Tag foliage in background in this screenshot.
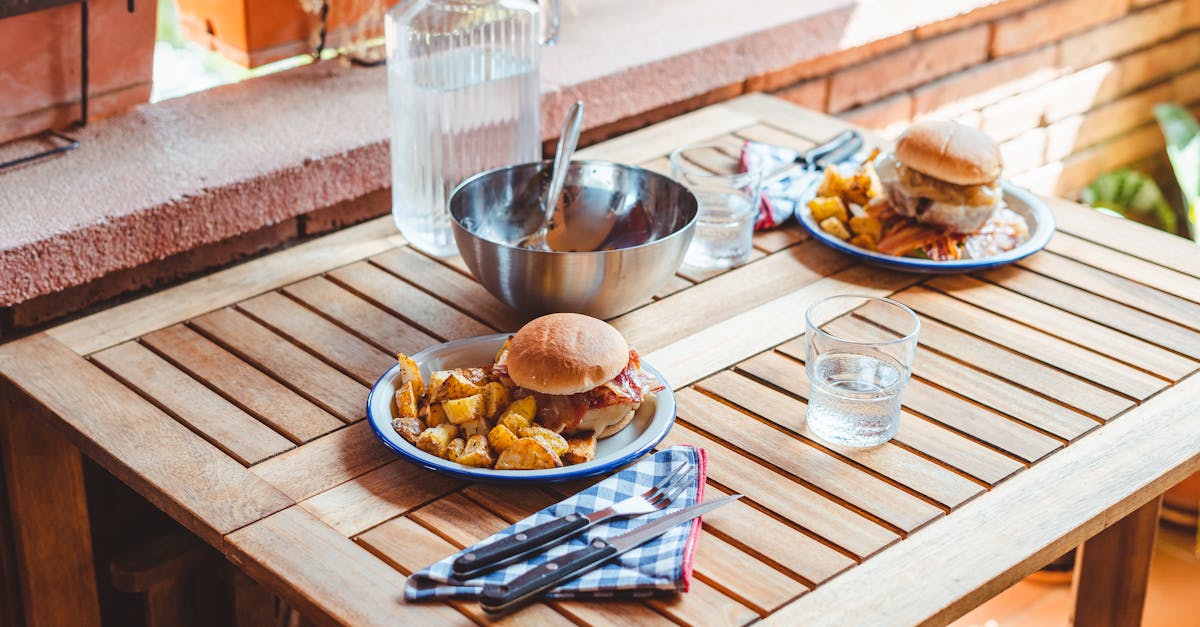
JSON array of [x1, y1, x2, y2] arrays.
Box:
[[1081, 169, 1177, 234], [1156, 103, 1200, 242]]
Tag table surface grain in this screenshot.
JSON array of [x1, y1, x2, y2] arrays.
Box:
[[3, 93, 1200, 626]]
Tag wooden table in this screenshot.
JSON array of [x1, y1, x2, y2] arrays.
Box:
[[4, 94, 1200, 627]]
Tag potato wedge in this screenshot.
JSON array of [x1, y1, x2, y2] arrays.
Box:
[[809, 195, 848, 223], [427, 403, 447, 427], [563, 431, 598, 465], [495, 438, 562, 470], [436, 372, 483, 401], [459, 367, 490, 386], [446, 437, 466, 462], [487, 423, 519, 453], [443, 394, 484, 425], [482, 381, 511, 419], [393, 417, 424, 445], [500, 412, 531, 434], [519, 425, 569, 457], [396, 354, 425, 397], [455, 435, 495, 468], [394, 381, 419, 419], [849, 215, 882, 242], [427, 370, 453, 399], [506, 396, 537, 421], [819, 216, 852, 240], [415, 423, 458, 458]]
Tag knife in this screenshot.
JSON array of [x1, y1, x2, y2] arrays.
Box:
[[762, 129, 865, 185], [478, 494, 742, 614]]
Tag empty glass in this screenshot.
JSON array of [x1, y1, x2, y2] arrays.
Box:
[[805, 295, 920, 447], [669, 143, 761, 269]]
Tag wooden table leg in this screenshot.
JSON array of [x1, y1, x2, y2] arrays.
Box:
[[0, 385, 102, 627], [1070, 496, 1163, 627]]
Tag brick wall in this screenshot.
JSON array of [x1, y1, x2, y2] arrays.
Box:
[[762, 0, 1200, 198]]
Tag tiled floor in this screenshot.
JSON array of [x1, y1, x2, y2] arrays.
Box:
[[952, 524, 1200, 627]]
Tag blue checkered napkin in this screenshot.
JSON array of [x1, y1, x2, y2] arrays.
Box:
[[405, 445, 707, 601], [741, 140, 866, 230]]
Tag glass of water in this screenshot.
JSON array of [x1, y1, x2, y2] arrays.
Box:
[[669, 143, 761, 269], [804, 295, 920, 447]]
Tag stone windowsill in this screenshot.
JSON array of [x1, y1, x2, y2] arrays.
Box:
[[0, 0, 1010, 312]]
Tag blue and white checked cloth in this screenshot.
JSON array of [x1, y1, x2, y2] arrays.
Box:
[[405, 445, 708, 601]]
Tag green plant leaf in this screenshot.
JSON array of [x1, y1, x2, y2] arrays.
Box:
[[1083, 169, 1176, 233], [1155, 103, 1200, 241]]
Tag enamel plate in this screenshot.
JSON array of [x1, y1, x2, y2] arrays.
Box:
[[796, 181, 1056, 274], [367, 333, 676, 483]]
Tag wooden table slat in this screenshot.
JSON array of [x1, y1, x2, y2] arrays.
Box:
[[891, 286, 1166, 399], [327, 261, 496, 341], [981, 264, 1200, 360], [0, 334, 293, 546], [91, 342, 294, 466], [282, 276, 440, 355], [237, 291, 397, 386], [251, 421, 396, 502], [574, 102, 758, 164], [1046, 195, 1200, 280], [190, 308, 368, 423], [736, 350, 1026, 485], [734, 123, 819, 152], [298, 460, 463, 537], [1017, 250, 1200, 333], [1044, 231, 1200, 305], [677, 389, 943, 532], [141, 324, 344, 443]]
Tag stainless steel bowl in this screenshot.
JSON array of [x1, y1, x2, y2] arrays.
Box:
[[449, 160, 698, 319]]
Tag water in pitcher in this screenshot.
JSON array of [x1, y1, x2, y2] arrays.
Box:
[[806, 351, 904, 447], [386, 3, 541, 257]]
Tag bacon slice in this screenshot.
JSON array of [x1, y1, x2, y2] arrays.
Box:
[[522, 350, 662, 433]]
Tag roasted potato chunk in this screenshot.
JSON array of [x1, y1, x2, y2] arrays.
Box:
[[487, 423, 519, 453], [394, 382, 419, 419], [500, 412, 532, 434], [396, 354, 425, 397], [819, 216, 852, 240], [849, 234, 879, 251], [393, 417, 424, 445], [427, 403, 447, 427], [495, 438, 562, 470], [427, 370, 453, 399], [415, 423, 458, 458], [482, 381, 511, 419], [816, 167, 847, 198], [459, 367, 490, 385], [519, 425, 569, 457], [436, 372, 483, 401], [809, 195, 848, 223], [455, 435, 495, 468], [563, 431, 598, 465], [506, 396, 537, 421], [849, 215, 883, 242], [446, 437, 466, 462], [459, 417, 490, 439], [443, 394, 484, 425]]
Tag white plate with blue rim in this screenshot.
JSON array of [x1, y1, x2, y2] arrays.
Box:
[[366, 333, 676, 483], [796, 181, 1056, 274]]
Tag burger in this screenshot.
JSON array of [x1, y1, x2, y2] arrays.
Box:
[[875, 120, 1004, 234], [497, 313, 661, 438]]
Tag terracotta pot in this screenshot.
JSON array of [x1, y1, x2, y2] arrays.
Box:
[[176, 0, 392, 68], [0, 0, 157, 144]]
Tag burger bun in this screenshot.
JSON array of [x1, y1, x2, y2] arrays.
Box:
[[506, 313, 629, 395], [895, 120, 1001, 186]]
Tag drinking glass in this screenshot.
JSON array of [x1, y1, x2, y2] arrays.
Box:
[[804, 295, 920, 447], [669, 143, 761, 269]]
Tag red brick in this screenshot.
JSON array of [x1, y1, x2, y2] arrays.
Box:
[[838, 93, 914, 138], [6, 219, 299, 332], [1174, 67, 1200, 104], [1102, 122, 1166, 171], [990, 0, 1127, 57], [912, 46, 1058, 118], [1012, 162, 1064, 195], [999, 128, 1047, 175], [914, 0, 1046, 40], [1056, 145, 1109, 194], [776, 79, 830, 112], [301, 188, 391, 236], [746, 33, 913, 92], [980, 88, 1049, 141], [1044, 82, 1173, 160], [828, 25, 989, 112], [1184, 0, 1200, 27], [1060, 2, 1185, 70]]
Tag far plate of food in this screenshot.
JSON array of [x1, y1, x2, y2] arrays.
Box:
[[796, 121, 1055, 274], [366, 314, 676, 483]]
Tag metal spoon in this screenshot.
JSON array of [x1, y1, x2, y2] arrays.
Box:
[[522, 101, 584, 250]]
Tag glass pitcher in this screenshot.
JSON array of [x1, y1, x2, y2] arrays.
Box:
[[385, 0, 543, 257]]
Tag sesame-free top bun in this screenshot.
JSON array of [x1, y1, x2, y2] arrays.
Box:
[[506, 313, 629, 395], [895, 120, 1002, 186]]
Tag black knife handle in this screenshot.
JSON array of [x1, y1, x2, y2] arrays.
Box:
[[816, 131, 864, 167], [453, 514, 592, 579], [801, 130, 859, 166], [479, 538, 620, 614]]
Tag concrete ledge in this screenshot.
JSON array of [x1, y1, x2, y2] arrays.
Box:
[[0, 0, 1011, 316]]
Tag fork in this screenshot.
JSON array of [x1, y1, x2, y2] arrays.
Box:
[[451, 461, 693, 579]]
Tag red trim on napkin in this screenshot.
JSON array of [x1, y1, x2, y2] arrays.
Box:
[[678, 446, 708, 592]]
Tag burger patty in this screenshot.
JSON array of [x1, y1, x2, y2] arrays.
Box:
[[517, 350, 662, 433]]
